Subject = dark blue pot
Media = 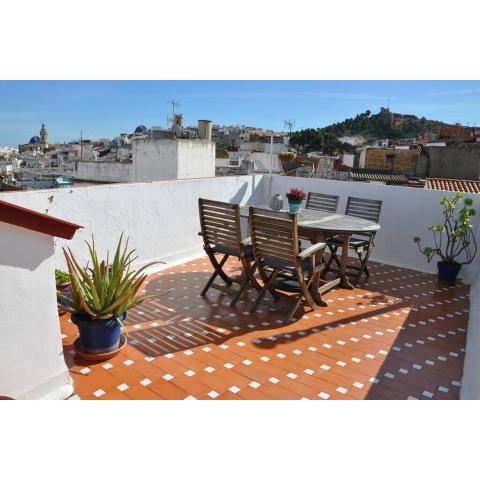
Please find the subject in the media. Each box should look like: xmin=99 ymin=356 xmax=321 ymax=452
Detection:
xmin=71 ymin=312 xmax=126 ymax=354
xmin=437 ymin=261 xmax=461 ymax=284
xmin=57 ymin=284 xmax=72 ymax=310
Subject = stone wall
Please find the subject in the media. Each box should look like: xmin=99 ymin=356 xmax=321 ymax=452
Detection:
xmin=423 ymin=144 xmax=480 ymax=180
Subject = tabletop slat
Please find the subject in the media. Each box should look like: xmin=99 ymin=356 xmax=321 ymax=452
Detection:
xmin=240 ymin=205 xmax=380 ymax=233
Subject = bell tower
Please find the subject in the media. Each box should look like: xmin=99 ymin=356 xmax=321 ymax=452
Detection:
xmin=40 ymin=123 xmax=48 ymax=145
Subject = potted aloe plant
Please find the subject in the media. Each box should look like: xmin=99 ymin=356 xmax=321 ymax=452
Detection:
xmin=58 ymin=234 xmax=158 ymax=355
xmin=286 ymin=187 xmax=306 ymax=214
xmin=414 ymin=192 xmax=477 ymax=283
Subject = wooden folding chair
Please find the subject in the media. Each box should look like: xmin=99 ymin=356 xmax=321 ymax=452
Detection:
xmin=305 ymin=192 xmax=339 ymax=213
xmin=198 ymin=198 xmax=260 ymax=307
xmin=325 ymin=196 xmax=382 ymax=284
xmin=248 ymin=207 xmax=327 ymax=322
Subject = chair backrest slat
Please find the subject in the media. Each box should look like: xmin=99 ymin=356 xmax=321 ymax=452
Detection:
xmin=345 ymin=196 xmax=382 ymax=223
xmin=199 ymin=198 xmax=241 ymax=249
xmin=306 ymin=192 xmax=339 ymax=213
xmin=249 ymin=207 xmax=298 ymax=265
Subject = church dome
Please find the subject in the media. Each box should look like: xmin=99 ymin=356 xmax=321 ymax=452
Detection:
xmin=29 ymin=136 xmax=42 ymax=144
xmin=134 ymin=125 xmax=148 ymax=135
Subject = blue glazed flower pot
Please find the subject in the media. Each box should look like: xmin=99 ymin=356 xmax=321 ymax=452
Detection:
xmin=437 ymin=261 xmax=461 ymax=284
xmin=57 ymin=283 xmax=71 ymax=311
xmin=72 ymin=312 xmax=126 ymax=354
xmin=288 ymin=199 xmax=302 ymax=214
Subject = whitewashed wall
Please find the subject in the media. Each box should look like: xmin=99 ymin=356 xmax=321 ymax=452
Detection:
xmin=5 ymin=174 xmax=479 ymax=280
xmin=75 ymin=161 xmax=133 ymax=183
xmin=270 ymin=176 xmax=480 ymax=282
xmin=2 ymin=175 xmax=269 ymax=270
xmin=176 ymin=139 xmax=216 ymax=179
xmin=250 ymin=152 xmax=281 ymax=172
xmin=459 ymin=217 xmax=480 ymax=399
xmin=75 ymin=139 xmax=215 ymax=184
xmin=461 ymin=271 xmax=480 ymax=399
xmin=0 ymin=224 xmax=72 ymax=399
xmin=132 ymin=138 xmax=177 ymax=181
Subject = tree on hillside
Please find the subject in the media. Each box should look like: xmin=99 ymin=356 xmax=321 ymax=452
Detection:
xmin=289 ymin=129 xmax=343 ymax=154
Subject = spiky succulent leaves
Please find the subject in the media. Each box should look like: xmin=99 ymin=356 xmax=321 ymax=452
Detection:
xmin=58 ymin=234 xmax=162 ymax=320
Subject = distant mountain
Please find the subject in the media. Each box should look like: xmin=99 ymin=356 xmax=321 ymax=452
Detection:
xmin=321 ymin=107 xmax=451 ymax=143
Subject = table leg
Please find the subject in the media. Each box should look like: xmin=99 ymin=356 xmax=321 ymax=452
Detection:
xmin=339 ymin=232 xmax=354 ymax=289
xmin=308 ymin=231 xmax=330 ymax=305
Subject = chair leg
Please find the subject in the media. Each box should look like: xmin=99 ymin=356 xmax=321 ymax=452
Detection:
xmin=248 ymin=268 xmax=279 ymax=313
xmin=310 ymin=268 xmax=328 ymax=307
xmin=285 ymin=294 xmax=305 ymax=323
xmin=243 ymin=258 xmax=262 ymax=292
xmin=324 ymin=244 xmax=340 ymax=276
xmin=201 ymin=253 xmax=230 ymax=296
xmin=355 ymin=247 xmax=372 ymax=284
xmin=257 ymin=263 xmax=281 ymax=299
xmin=229 ymin=271 xmax=250 ymax=307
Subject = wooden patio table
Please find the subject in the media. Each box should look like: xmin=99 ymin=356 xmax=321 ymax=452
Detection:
xmin=240 ymin=205 xmax=381 ymax=301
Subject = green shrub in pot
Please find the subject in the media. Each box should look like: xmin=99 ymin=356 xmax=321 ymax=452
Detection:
xmin=413 ymin=192 xmax=477 ymax=283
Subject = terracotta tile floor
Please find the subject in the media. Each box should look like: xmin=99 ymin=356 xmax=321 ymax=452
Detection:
xmin=61 ymin=256 xmax=469 ymax=400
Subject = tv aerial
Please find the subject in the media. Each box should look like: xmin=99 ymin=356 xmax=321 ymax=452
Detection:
xmin=167 ymin=99 xmax=180 ymax=126
xmin=284 ymin=119 xmax=295 ymax=135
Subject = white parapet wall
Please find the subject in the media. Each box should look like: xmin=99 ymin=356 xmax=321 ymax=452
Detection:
xmin=2 ymin=175 xmax=269 ymax=270
xmin=459 ymin=218 xmax=480 ymax=399
xmin=270 ymin=175 xmax=480 ymax=281
xmin=4 ymin=173 xmax=479 ymax=280
xmin=75 ymin=161 xmax=133 ymax=183
xmin=0 ymin=223 xmax=73 ymax=399
xmin=461 ymin=272 xmax=480 ymax=399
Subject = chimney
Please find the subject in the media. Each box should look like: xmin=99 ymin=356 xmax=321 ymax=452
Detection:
xmin=197 ymin=120 xmax=213 ymax=141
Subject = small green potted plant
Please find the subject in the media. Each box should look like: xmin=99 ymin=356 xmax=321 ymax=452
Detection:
xmin=414 ymin=192 xmax=477 ymax=283
xmin=58 ymin=234 xmax=159 ymax=356
xmin=55 ymin=269 xmax=70 ymax=290
xmin=55 ymin=269 xmax=71 ymax=314
xmin=286 ymin=187 xmax=306 ymax=214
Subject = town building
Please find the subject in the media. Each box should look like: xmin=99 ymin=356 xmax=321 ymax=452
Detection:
xmin=417 ymin=143 xmax=480 ymax=180
xmin=359 ymin=145 xmax=419 ymax=174
xmin=74 ymin=119 xmax=215 ymax=183
xmin=18 ymin=123 xmax=58 ymax=154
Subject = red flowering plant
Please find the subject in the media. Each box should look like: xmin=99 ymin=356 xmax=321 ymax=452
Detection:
xmin=286 ymin=187 xmax=306 ymax=202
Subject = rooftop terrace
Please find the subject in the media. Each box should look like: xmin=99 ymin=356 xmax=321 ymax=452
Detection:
xmin=1 ymin=173 xmax=479 ymax=399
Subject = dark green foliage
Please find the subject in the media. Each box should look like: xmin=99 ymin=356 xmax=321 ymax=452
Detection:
xmin=55 ymin=269 xmax=70 ymax=286
xmin=322 ymin=109 xmax=449 ymax=143
xmin=289 ymin=129 xmax=343 ymax=154
xmin=289 ymin=109 xmax=451 ymax=153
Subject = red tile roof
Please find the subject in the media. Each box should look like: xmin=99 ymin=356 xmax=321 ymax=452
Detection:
xmin=0 ymin=199 xmax=82 ymax=239
xmin=427 ymin=178 xmax=480 ymax=194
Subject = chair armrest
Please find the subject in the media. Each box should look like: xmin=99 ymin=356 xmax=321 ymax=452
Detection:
xmin=297 ymin=242 xmax=326 ymax=260
xmin=241 ymin=236 xmax=251 ymax=246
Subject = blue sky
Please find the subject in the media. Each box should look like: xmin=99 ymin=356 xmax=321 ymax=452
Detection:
xmin=1 ymin=80 xmax=480 ymax=146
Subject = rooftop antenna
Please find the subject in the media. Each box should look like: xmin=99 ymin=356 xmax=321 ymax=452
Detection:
xmin=167 ymin=99 xmax=180 ymax=127
xmin=284 ymin=119 xmax=295 ymax=135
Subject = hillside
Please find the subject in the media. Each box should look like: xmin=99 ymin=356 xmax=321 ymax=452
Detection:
xmin=321 ymin=107 xmax=451 ymax=142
